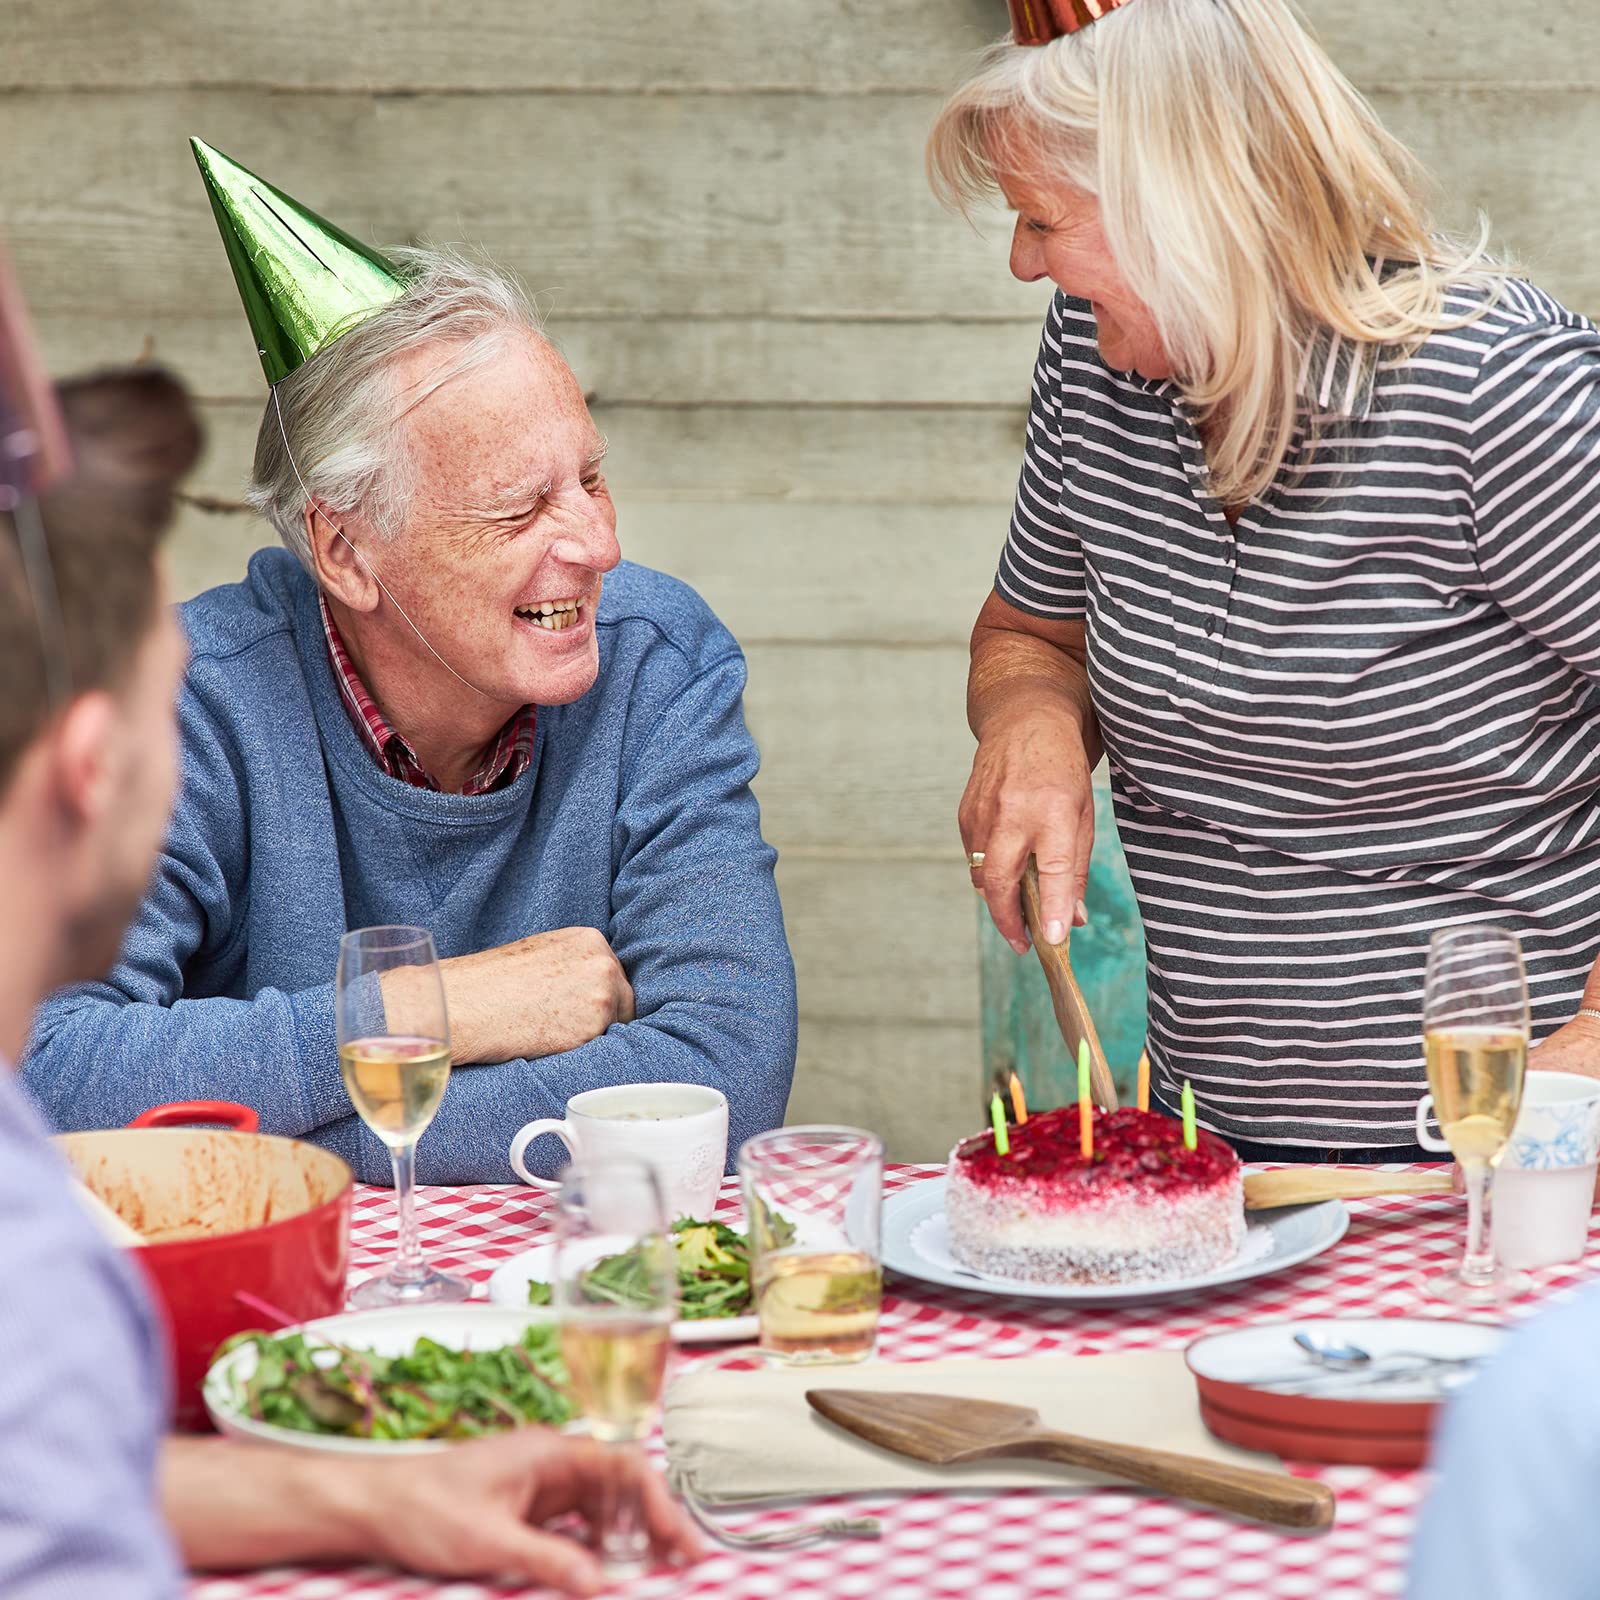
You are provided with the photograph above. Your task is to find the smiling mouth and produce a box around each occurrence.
[514,596,584,632]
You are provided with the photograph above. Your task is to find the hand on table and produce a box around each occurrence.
[353,1429,702,1592]
[959,702,1096,955]
[436,927,636,1065]
[165,1428,702,1589]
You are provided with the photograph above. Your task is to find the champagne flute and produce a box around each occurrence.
[552,1159,677,1577]
[337,925,469,1308]
[1417,925,1531,1305]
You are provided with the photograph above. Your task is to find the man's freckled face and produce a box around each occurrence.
[997,169,1175,382]
[375,330,621,708]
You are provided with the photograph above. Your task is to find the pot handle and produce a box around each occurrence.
[128,1100,261,1133]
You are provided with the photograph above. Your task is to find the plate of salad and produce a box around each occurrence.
[486,1217,767,1343]
[203,1306,580,1455]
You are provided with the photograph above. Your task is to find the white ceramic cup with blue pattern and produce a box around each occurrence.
[1494,1071,1600,1269]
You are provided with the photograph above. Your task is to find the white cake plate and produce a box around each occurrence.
[881,1175,1348,1309]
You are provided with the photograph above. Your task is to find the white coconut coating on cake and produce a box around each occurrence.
[944,1106,1246,1286]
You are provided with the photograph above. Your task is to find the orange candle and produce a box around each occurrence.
[1077,1039,1093,1158]
[1137,1049,1150,1113]
[1009,1072,1028,1125]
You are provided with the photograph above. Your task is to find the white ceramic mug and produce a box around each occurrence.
[1417,1070,1600,1269]
[1497,1072,1600,1269]
[508,1083,729,1220]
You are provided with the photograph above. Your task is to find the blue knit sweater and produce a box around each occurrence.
[23,548,797,1184]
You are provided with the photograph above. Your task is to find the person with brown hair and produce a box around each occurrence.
[0,268,699,1594]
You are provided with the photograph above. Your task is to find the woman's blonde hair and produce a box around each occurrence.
[928,0,1509,505]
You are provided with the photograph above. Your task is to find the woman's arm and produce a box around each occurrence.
[961,589,1102,953]
[1527,957,1600,1079]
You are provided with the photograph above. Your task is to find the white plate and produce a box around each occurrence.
[1187,1317,1504,1402]
[204,1305,578,1455]
[881,1176,1348,1308]
[486,1244,759,1344]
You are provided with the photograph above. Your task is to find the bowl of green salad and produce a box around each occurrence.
[203,1306,579,1454]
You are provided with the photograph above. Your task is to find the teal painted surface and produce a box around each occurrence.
[979,782,1148,1116]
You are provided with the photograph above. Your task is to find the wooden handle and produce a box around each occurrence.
[1020,860,1118,1109]
[1023,1430,1335,1530]
[1243,1168,1457,1211]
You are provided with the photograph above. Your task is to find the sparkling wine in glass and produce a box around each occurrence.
[1418,925,1530,1305]
[337,925,468,1309]
[553,1159,677,1576]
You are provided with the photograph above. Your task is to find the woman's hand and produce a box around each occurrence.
[1527,1012,1600,1080]
[959,701,1096,954]
[962,592,1102,954]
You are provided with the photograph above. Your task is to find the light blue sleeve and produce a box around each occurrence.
[20,684,348,1138]
[407,652,799,1185]
[1409,1282,1600,1600]
[0,1078,182,1598]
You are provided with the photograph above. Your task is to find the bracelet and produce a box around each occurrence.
[1581,1008,1600,1023]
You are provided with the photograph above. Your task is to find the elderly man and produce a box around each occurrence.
[0,259,698,1592]
[23,140,797,1184]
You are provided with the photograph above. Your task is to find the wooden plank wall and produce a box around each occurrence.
[5,1,1595,1157]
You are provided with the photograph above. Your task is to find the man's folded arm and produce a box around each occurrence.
[415,651,799,1183]
[22,686,345,1137]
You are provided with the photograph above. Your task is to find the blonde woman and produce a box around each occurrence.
[934,0,1600,1160]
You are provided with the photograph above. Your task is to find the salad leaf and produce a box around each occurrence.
[525,1213,794,1321]
[216,1324,576,1441]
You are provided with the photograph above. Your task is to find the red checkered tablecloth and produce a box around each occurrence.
[190,1165,1600,1600]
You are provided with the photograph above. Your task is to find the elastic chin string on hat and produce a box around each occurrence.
[271,386,494,702]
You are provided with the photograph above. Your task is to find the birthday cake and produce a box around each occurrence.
[944,1106,1246,1286]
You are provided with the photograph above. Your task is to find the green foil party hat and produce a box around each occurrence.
[190,137,408,385]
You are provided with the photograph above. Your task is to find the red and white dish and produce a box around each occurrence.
[1186,1317,1504,1468]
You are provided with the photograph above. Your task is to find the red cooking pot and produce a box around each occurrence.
[56,1100,352,1429]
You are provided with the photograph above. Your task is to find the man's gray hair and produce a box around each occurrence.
[246,247,545,570]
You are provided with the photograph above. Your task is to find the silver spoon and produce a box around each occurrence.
[1293,1330,1480,1371]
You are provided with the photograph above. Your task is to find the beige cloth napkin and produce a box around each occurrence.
[663,1352,1277,1504]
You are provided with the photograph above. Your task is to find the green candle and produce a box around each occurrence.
[1077,1039,1092,1157]
[990,1091,1010,1156]
[1181,1080,1197,1150]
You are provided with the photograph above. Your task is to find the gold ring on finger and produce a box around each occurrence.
[967,851,986,870]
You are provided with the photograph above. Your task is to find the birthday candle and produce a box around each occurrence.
[1077,1039,1093,1158]
[1137,1049,1150,1114]
[1181,1080,1197,1151]
[1009,1072,1028,1125]
[990,1091,1011,1156]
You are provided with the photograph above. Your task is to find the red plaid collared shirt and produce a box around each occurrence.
[319,594,535,795]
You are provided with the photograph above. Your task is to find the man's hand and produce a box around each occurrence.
[350,1430,702,1591]
[1526,1012,1600,1080]
[439,927,636,1065]
[165,1429,703,1592]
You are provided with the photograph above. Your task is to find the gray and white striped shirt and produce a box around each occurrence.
[999,282,1600,1148]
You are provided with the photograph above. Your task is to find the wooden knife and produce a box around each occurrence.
[1243,1168,1456,1211]
[806,1389,1335,1530]
[1020,858,1118,1109]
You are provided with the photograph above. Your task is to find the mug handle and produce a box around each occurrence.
[1415,1093,1452,1155]
[509,1118,577,1190]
